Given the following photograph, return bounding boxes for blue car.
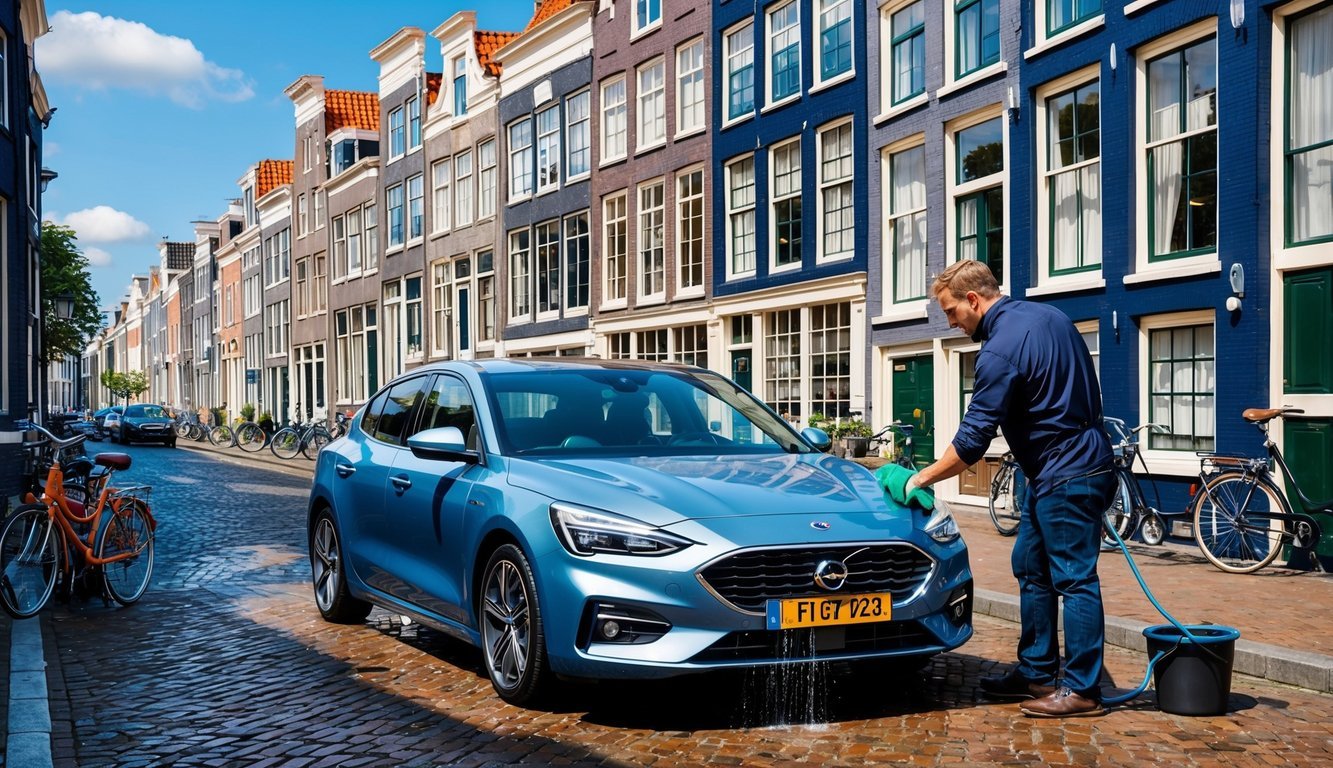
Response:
[307,359,972,705]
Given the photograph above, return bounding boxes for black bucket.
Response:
[1142,624,1240,716]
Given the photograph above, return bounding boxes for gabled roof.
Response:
[325,89,380,133]
[475,30,520,76]
[524,0,590,33]
[426,72,442,106]
[256,159,293,198]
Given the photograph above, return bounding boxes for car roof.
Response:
[412,357,707,376]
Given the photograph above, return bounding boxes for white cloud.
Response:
[37,11,254,108]
[84,247,113,267]
[58,206,151,243]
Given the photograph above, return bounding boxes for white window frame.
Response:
[723,20,756,127]
[566,89,591,180]
[1033,0,1106,53]
[535,219,562,321]
[880,135,930,317]
[675,166,706,298]
[1137,310,1216,477]
[638,179,666,302]
[637,57,667,152]
[478,139,498,220]
[879,0,928,116]
[676,38,707,138]
[387,183,405,250]
[407,96,422,151]
[508,117,534,203]
[769,136,803,274]
[600,75,628,165]
[944,0,1006,92]
[815,0,856,89]
[508,228,532,323]
[430,259,452,358]
[765,1,802,110]
[432,158,452,235]
[632,0,662,37]
[455,149,474,227]
[407,173,424,243]
[298,193,308,237]
[725,154,757,279]
[536,105,561,194]
[602,191,629,309]
[389,105,406,160]
[945,106,1009,287]
[816,119,856,263]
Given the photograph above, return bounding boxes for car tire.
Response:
[480,543,552,706]
[167,439,176,448]
[309,510,371,624]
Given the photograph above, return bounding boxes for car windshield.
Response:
[483,368,813,457]
[126,405,166,418]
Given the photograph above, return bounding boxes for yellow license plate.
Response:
[765,592,893,630]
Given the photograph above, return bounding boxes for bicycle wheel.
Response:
[175,422,192,439]
[97,499,155,606]
[1192,472,1287,574]
[1101,473,1134,546]
[0,504,61,618]
[988,463,1023,536]
[270,428,302,460]
[208,424,235,447]
[301,429,332,460]
[235,422,267,453]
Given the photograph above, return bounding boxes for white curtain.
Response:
[1151,104,1181,256]
[1052,169,1080,271]
[892,147,926,300]
[1291,5,1333,242]
[958,197,978,260]
[1081,163,1102,267]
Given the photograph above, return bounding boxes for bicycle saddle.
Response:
[94,453,132,471]
[1242,407,1304,423]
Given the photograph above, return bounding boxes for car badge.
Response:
[810,521,831,530]
[813,560,849,591]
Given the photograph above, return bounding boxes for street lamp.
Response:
[54,292,75,320]
[40,167,58,193]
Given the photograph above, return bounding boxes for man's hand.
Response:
[875,464,936,511]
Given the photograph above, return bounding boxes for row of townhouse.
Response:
[77,0,1332,515]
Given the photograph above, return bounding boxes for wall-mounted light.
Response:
[1007,86,1020,123]
[54,292,76,320]
[39,167,58,193]
[1230,0,1245,29]
[1112,310,1119,342]
[1109,43,1118,73]
[1227,262,1245,312]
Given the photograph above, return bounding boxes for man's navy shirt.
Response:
[952,296,1112,498]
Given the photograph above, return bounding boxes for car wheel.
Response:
[309,510,371,624]
[480,543,552,706]
[167,439,177,448]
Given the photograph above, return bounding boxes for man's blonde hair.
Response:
[932,259,1001,300]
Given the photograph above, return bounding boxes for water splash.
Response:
[738,630,832,728]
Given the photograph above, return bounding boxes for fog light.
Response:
[601,620,621,640]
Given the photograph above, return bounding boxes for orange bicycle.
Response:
[0,420,156,618]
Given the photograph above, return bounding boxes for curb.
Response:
[173,439,316,480]
[6,616,53,768]
[974,588,1333,694]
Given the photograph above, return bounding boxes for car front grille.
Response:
[697,543,935,614]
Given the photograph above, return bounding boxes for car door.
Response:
[334,375,428,601]
[388,373,482,624]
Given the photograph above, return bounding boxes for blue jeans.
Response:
[1010,469,1116,699]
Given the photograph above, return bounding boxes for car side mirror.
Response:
[801,427,832,452]
[407,426,480,464]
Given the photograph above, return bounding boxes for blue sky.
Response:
[37,2,535,310]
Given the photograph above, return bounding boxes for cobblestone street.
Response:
[5,444,1332,767]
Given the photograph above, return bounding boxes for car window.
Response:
[414,375,479,450]
[374,377,429,446]
[125,405,166,418]
[361,390,388,437]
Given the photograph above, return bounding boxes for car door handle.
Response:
[334,463,356,478]
[390,475,412,491]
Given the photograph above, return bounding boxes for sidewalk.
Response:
[174,435,317,478]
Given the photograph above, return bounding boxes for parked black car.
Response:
[118,404,176,447]
[93,406,124,439]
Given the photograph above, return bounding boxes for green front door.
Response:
[1282,267,1333,569]
[891,354,934,466]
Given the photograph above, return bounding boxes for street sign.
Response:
[246,368,259,384]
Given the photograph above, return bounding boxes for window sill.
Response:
[1025,16,1105,60]
[629,21,662,42]
[567,172,591,184]
[674,125,707,142]
[508,194,532,206]
[1025,276,1106,297]
[1124,0,1166,16]
[722,112,755,131]
[675,287,706,300]
[937,61,1007,99]
[871,303,929,324]
[635,140,667,157]
[810,70,855,95]
[726,271,757,282]
[1123,257,1221,286]
[430,229,450,241]
[817,252,854,266]
[761,94,801,115]
[874,93,928,126]
[600,300,628,312]
[599,155,628,170]
[636,295,666,308]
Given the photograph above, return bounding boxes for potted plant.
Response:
[839,419,873,458]
[258,411,275,434]
[240,402,256,422]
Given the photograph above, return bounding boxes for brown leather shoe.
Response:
[979,670,1056,700]
[1019,687,1105,718]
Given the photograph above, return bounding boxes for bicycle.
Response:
[270,419,334,460]
[0,421,156,618]
[233,420,268,453]
[988,452,1025,536]
[868,421,919,469]
[1100,418,1184,548]
[1188,407,1330,574]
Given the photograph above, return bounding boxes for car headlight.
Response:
[550,503,694,557]
[922,499,960,543]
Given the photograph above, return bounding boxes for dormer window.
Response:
[453,57,468,116]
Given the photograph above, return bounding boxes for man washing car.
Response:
[880,259,1115,718]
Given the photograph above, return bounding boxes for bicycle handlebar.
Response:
[15,420,87,451]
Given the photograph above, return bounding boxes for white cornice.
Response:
[495,5,594,95]
[431,10,476,42]
[371,27,426,96]
[284,75,326,127]
[325,157,380,197]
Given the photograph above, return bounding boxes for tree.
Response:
[101,370,149,407]
[40,222,103,366]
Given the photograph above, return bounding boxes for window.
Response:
[819,121,855,261]
[639,181,665,298]
[243,186,256,227]
[314,191,325,230]
[333,215,347,278]
[406,276,423,357]
[478,140,498,219]
[674,325,708,366]
[387,184,405,248]
[364,204,378,271]
[1287,4,1333,245]
[726,155,757,276]
[638,59,667,149]
[954,116,1005,283]
[389,106,405,158]
[890,2,925,105]
[887,143,927,302]
[408,96,422,150]
[1048,0,1101,37]
[509,229,531,320]
[348,208,363,273]
[266,300,290,357]
[1146,37,1216,260]
[765,309,801,419]
[477,250,496,342]
[637,329,669,361]
[555,93,587,184]
[677,39,706,135]
[509,118,533,200]
[677,169,705,292]
[1148,323,1215,451]
[536,220,561,316]
[1046,81,1101,274]
[634,0,661,33]
[955,0,1000,79]
[431,260,452,357]
[726,23,756,122]
[810,303,851,418]
[432,159,452,234]
[407,174,424,241]
[455,150,474,226]
[768,2,801,104]
[601,76,628,162]
[565,212,590,311]
[298,193,308,236]
[819,0,853,82]
[603,193,628,303]
[536,106,561,193]
[295,258,309,318]
[453,56,468,117]
[314,253,327,312]
[0,32,8,130]
[771,138,803,269]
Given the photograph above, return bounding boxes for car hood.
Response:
[505,453,902,527]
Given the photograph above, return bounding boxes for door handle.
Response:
[390,475,412,491]
[334,463,356,478]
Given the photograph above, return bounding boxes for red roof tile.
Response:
[425,72,442,106]
[325,90,380,133]
[524,0,590,33]
[256,159,293,198]
[475,30,520,76]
